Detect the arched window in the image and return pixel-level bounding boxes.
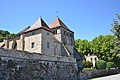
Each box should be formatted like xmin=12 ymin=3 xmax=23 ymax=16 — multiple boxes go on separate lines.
xmin=12 ymin=41 xmax=17 ymax=49
xmin=95 ymin=57 xmax=97 ymax=61
xmin=91 ymin=58 xmax=93 ymax=61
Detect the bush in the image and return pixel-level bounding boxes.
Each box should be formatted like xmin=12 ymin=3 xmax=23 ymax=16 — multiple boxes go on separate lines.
xmin=82 ymin=60 xmax=93 ymax=68
xmin=0 ymin=37 xmax=5 ymax=42
xmin=114 ymin=60 xmax=120 ymax=69
xmin=96 ymin=60 xmax=106 ymax=69
xmin=107 ymin=62 xmax=115 ymax=69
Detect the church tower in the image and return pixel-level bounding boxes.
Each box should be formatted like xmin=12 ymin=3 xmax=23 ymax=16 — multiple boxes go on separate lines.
xmin=49 ymin=17 xmax=74 ymax=56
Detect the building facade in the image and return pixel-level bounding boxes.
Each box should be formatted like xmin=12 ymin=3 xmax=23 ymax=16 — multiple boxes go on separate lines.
xmin=0 ymin=17 xmax=82 ymax=62
xmin=85 ymin=54 xmax=99 ymax=67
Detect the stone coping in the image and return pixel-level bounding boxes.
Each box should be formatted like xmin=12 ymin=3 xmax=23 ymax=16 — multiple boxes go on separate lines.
xmin=0 ymin=48 xmax=76 ymax=63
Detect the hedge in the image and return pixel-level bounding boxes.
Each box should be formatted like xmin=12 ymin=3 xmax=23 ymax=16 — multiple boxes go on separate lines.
xmin=83 ymin=60 xmax=93 ymax=68
xmin=96 ymin=60 xmax=106 ymax=69
xmin=107 ymin=62 xmax=115 ymax=69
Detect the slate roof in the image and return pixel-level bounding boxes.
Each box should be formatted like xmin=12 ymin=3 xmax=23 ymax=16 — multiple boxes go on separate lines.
xmin=17 ymin=26 xmax=30 ymax=34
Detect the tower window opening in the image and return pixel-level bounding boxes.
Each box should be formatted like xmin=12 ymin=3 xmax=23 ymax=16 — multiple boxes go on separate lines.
xmin=47 ymin=42 xmax=50 ymax=48
xmin=47 ymin=32 xmax=49 ymax=35
xmin=64 ymin=31 xmax=66 ymax=35
xmin=31 ymin=42 xmax=35 ymax=48
xmin=54 ymin=30 xmax=57 ymax=34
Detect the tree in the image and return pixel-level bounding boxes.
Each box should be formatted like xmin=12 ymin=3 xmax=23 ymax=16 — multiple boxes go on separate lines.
xmin=90 ymin=35 xmax=115 ymax=62
xmin=75 ymin=39 xmax=91 ymax=56
xmin=111 ymin=14 xmax=120 ymax=59
xmin=0 ymin=30 xmax=15 ymax=42
xmin=111 ymin=14 xmax=120 ymax=68
xmin=0 ymin=30 xmax=10 ymax=37
xmin=0 ymin=37 xmax=5 ymax=42
xmin=75 ymin=35 xmax=116 ymax=62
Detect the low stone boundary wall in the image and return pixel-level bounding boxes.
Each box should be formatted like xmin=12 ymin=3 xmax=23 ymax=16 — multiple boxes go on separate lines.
xmin=0 ymin=48 xmax=78 ymax=80
xmin=0 ymin=48 xmax=76 ymax=63
xmin=83 ymin=69 xmax=119 ymax=79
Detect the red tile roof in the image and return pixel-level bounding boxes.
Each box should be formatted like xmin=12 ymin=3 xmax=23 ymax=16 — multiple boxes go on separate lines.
xmin=8 ymin=18 xmax=54 ymax=39
xmin=49 ymin=17 xmax=69 ymax=30
xmin=25 ymin=17 xmax=51 ymax=32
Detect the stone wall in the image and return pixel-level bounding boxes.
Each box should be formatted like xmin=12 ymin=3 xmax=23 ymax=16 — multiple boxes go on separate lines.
xmin=83 ymin=69 xmax=119 ymax=79
xmin=24 ymin=29 xmax=42 ymax=53
xmin=41 ymin=29 xmax=54 ymax=55
xmin=0 ymin=48 xmax=78 ymax=80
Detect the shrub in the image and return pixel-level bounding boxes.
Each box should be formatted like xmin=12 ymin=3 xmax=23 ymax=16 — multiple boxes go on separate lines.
xmin=107 ymin=62 xmax=115 ymax=69
xmin=96 ymin=60 xmax=106 ymax=69
xmin=114 ymin=60 xmax=120 ymax=69
xmin=82 ymin=60 xmax=93 ymax=68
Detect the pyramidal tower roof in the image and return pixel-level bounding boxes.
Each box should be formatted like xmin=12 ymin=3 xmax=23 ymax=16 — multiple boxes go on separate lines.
xmin=25 ymin=17 xmax=50 ymax=32
xmin=49 ymin=17 xmax=69 ymax=30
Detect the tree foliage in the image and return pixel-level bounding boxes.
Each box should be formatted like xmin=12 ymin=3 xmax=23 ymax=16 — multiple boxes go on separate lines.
xmin=96 ymin=60 xmax=107 ymax=69
xmin=75 ymin=14 xmax=120 ymax=68
xmin=82 ymin=60 xmax=93 ymax=68
xmin=111 ymin=14 xmax=120 ymax=59
xmin=111 ymin=14 xmax=120 ymax=38
xmin=106 ymin=62 xmax=116 ymax=69
xmin=75 ymin=39 xmax=91 ymax=56
xmin=0 ymin=30 xmax=15 ymax=42
xmin=90 ymin=35 xmax=115 ymax=61
xmin=0 ymin=30 xmax=10 ymax=37
xmin=75 ymin=35 xmax=116 ymax=62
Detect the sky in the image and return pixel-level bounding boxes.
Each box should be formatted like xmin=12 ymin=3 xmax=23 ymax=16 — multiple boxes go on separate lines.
xmin=0 ymin=0 xmax=120 ymax=41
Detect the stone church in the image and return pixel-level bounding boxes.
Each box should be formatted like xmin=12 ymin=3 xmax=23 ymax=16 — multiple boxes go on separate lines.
xmin=0 ymin=17 xmax=82 ymax=69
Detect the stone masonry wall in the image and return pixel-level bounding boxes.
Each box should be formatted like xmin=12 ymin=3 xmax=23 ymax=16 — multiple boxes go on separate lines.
xmin=0 ymin=48 xmax=78 ymax=80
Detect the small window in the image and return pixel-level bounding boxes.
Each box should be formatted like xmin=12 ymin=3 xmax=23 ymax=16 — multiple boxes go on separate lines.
xmin=47 ymin=32 xmax=49 ymax=35
xmin=31 ymin=42 xmax=35 ymax=48
xmin=95 ymin=57 xmax=97 ymax=61
xmin=67 ymin=33 xmax=69 ymax=36
xmin=47 ymin=42 xmax=50 ymax=48
xmin=54 ymin=30 xmax=57 ymax=34
xmin=57 ymin=29 xmax=60 ymax=34
xmin=12 ymin=41 xmax=17 ymax=49
xmin=91 ymin=58 xmax=92 ymax=61
xmin=70 ymin=34 xmax=72 ymax=37
xmin=64 ymin=31 xmax=66 ymax=35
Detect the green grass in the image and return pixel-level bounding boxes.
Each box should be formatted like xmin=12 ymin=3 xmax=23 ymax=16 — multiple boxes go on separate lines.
xmin=82 ymin=68 xmax=93 ymax=71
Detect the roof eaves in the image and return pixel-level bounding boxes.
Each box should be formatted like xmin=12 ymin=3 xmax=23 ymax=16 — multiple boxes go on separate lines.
xmin=23 ymin=27 xmax=54 ymax=34
xmin=51 ymin=26 xmax=74 ymax=33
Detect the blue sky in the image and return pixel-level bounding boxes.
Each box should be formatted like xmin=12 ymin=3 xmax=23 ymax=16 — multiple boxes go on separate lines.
xmin=0 ymin=0 xmax=120 ymax=41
